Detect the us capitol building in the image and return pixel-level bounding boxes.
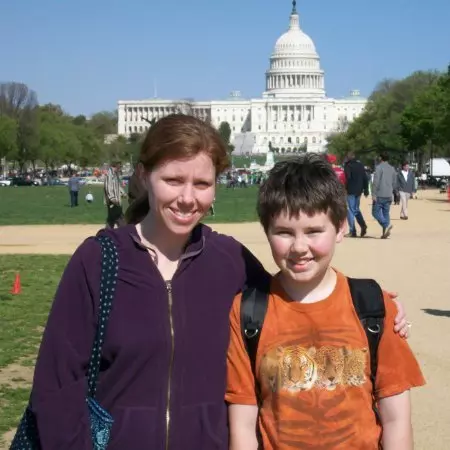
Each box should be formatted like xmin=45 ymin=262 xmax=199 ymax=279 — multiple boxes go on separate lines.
xmin=117 ymin=1 xmax=367 ymax=154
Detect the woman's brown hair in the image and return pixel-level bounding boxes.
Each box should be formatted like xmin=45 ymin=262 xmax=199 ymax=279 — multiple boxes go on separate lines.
xmin=125 ymin=114 xmax=229 ymax=224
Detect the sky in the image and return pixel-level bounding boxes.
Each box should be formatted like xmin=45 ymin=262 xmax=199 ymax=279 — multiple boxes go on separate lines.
xmin=1 ymin=0 xmax=449 ymax=116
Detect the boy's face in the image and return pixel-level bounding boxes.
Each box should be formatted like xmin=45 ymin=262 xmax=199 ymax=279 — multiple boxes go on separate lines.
xmin=267 ymin=210 xmax=345 ymax=285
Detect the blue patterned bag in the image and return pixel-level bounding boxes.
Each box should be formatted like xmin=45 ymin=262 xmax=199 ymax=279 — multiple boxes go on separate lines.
xmin=10 ymin=235 xmax=119 ymax=450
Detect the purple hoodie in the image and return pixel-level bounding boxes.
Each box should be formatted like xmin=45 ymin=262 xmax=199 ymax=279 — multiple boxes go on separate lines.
xmin=31 ymin=223 xmax=267 ymax=450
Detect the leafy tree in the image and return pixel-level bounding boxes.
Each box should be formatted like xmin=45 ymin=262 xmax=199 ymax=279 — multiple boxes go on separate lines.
xmin=88 ymin=111 xmax=118 ymax=137
xmin=75 ymin=125 xmax=103 ymax=167
xmin=401 ymin=69 xmax=450 ymax=167
xmin=0 ymin=115 xmax=18 ymax=159
xmin=218 ymin=121 xmax=234 ymax=154
xmin=218 ymin=121 xmax=231 ymax=145
xmin=73 ymin=114 xmax=87 ymax=126
xmin=326 ymin=70 xmax=441 ymax=165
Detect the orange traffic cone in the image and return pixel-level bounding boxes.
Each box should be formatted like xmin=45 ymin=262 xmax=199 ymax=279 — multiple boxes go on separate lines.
xmin=11 ymin=273 xmax=21 ymax=295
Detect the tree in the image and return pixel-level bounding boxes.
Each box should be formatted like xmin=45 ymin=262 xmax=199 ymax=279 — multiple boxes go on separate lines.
xmin=0 ymin=82 xmax=39 ymax=171
xmin=326 ymin=70 xmax=441 ymax=165
xmin=401 ymin=69 xmax=450 ymax=166
xmin=218 ymin=121 xmax=231 ymax=145
xmin=39 ymin=120 xmax=64 ymax=169
xmin=0 ymin=115 xmax=18 ymax=158
xmin=75 ymin=126 xmax=103 ymax=167
xmin=172 ymin=99 xmax=210 ymax=122
xmin=73 ymin=114 xmax=87 ymax=126
xmin=88 ymin=111 xmax=118 ymax=138
xmin=335 ymin=115 xmax=350 ymax=133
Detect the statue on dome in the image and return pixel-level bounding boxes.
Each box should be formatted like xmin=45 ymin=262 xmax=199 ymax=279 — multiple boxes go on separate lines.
xmin=292 ymin=0 xmax=297 ymax=13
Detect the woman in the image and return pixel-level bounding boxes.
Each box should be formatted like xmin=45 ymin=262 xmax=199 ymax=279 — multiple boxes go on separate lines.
xmin=29 ymin=115 xmax=408 ymax=450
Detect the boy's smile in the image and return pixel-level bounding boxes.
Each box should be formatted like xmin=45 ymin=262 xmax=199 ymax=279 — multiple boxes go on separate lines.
xmin=267 ymin=210 xmax=345 ymax=298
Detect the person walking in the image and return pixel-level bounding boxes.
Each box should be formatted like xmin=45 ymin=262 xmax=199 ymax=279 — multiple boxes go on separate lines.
xmin=344 ymin=152 xmax=369 ymax=237
xmin=326 ymin=154 xmax=346 ymax=184
xmin=104 ymin=161 xmax=126 ymax=229
xmin=397 ymin=161 xmax=416 ymax=220
xmin=372 ymin=152 xmax=397 ymax=239
xmin=16 ymin=116 xmax=410 ymax=450
xmin=68 ymin=173 xmax=80 ymax=207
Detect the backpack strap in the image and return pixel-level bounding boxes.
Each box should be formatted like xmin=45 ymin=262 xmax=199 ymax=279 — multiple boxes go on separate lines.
xmin=347 ymin=278 xmax=385 ymax=386
xmin=347 ymin=277 xmax=385 ymax=426
xmin=240 ymin=276 xmax=271 ymax=378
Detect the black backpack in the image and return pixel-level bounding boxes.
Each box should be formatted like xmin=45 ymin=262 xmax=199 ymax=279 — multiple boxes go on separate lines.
xmin=240 ymin=277 xmax=385 ymax=412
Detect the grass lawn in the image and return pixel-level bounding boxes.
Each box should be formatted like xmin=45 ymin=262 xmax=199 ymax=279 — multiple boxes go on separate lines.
xmin=0 ymin=185 xmax=260 ymax=225
xmin=0 ymin=255 xmax=68 ymax=441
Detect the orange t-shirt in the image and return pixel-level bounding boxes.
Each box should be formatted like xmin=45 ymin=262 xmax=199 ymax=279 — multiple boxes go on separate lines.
xmin=226 ymin=271 xmax=425 ymax=449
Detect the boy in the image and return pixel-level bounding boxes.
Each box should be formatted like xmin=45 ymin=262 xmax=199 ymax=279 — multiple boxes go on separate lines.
xmin=226 ymin=154 xmax=424 ymax=449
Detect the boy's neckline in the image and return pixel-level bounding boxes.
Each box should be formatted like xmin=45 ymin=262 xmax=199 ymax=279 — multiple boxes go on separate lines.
xmin=273 ymin=268 xmax=341 ymax=311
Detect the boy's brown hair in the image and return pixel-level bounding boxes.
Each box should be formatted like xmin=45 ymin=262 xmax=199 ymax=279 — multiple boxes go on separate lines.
xmin=257 ymin=153 xmax=347 ymax=232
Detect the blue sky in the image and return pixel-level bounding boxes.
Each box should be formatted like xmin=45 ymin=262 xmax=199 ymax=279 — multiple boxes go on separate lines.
xmin=1 ymin=0 xmax=449 ymax=116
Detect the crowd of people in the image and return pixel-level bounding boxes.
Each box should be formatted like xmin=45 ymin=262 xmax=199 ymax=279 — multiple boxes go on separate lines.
xmin=327 ymin=152 xmax=417 ymax=239
xmin=12 ymin=114 xmax=423 ymax=450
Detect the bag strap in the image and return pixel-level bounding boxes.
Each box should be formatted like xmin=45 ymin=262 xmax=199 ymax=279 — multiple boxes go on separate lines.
xmin=347 ymin=277 xmax=385 ymax=429
xmin=347 ymin=277 xmax=385 ymax=388
xmin=87 ymin=235 xmax=119 ymax=398
xmin=240 ymin=276 xmax=271 ymax=378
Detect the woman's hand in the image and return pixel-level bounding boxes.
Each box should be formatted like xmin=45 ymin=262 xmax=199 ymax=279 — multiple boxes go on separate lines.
xmin=388 ymin=291 xmax=411 ymax=338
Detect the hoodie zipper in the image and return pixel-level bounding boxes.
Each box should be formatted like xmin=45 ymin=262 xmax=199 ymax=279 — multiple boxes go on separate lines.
xmin=165 ymin=280 xmax=175 ymax=450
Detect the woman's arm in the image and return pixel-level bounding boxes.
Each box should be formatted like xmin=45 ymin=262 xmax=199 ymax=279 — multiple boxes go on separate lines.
xmin=31 ymin=238 xmax=101 ymax=449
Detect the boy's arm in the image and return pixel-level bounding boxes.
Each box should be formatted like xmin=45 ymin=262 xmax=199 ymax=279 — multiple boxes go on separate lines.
xmin=379 ymin=391 xmax=413 ymax=450
xmin=375 ymin=293 xmax=425 ymax=449
xmin=226 ymin=295 xmax=260 ymax=449
xmin=229 ymin=404 xmax=259 ymax=450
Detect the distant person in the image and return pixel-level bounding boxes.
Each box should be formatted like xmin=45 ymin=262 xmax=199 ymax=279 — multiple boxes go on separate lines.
xmin=326 ymin=154 xmax=346 ymax=184
xmin=372 ymin=153 xmax=397 ymax=239
xmin=226 ymin=155 xmax=424 ymax=450
xmin=396 ymin=161 xmax=416 ymax=220
xmin=209 ymin=197 xmax=216 ymax=217
xmin=127 ymin=165 xmax=146 ymax=206
xmin=68 ymin=173 xmax=80 ymax=207
xmin=344 ymin=152 xmax=369 ymax=237
xmin=104 ymin=161 xmax=126 ymax=228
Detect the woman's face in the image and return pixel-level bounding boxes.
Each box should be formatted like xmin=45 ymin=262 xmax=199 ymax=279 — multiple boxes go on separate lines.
xmin=142 ymin=152 xmax=216 ymax=237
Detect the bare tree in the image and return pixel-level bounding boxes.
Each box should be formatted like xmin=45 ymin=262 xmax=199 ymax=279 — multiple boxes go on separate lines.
xmin=0 ymin=82 xmax=39 ymax=171
xmin=172 ymin=98 xmax=211 ymax=123
xmin=0 ymin=82 xmax=38 ymax=117
xmin=335 ymin=115 xmax=350 ymax=133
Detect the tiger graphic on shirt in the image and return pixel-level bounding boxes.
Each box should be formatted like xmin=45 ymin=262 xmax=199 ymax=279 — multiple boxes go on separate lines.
xmin=260 ymin=345 xmax=318 ymax=393
xmin=260 ymin=344 xmax=368 ymax=393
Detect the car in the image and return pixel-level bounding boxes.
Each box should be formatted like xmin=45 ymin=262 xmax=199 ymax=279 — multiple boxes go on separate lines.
xmin=10 ymin=177 xmax=39 ymax=187
xmin=0 ymin=178 xmax=12 ymax=187
xmin=86 ymin=177 xmax=104 ymax=185
xmin=44 ymin=178 xmax=67 ymax=186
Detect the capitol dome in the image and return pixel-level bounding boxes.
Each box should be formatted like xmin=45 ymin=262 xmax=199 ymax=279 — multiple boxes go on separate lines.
xmin=273 ymin=9 xmax=317 ymax=57
xmin=264 ymin=1 xmax=325 ymax=99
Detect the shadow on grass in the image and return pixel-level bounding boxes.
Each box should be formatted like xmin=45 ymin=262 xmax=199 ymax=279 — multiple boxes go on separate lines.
xmin=422 ymin=308 xmax=450 ymax=318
